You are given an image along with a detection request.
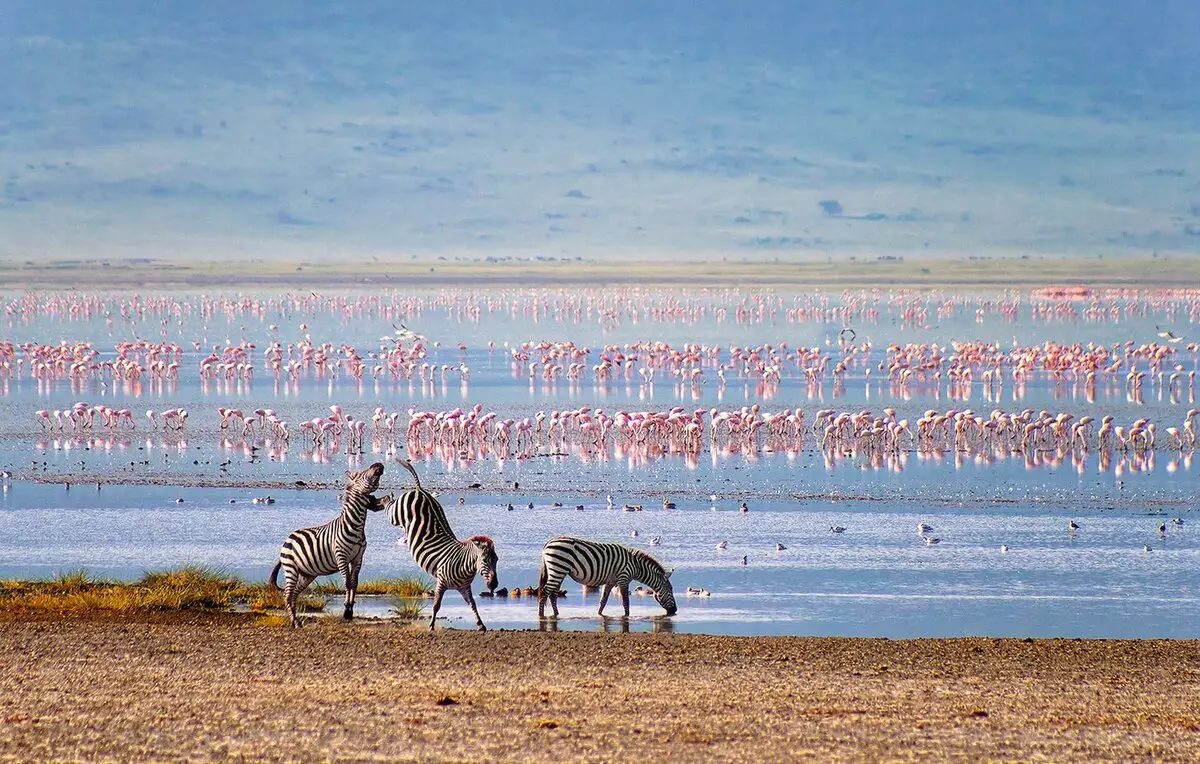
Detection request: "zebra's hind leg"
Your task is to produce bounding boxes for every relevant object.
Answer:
[597,584,612,616]
[619,584,631,617]
[460,586,486,632]
[429,581,447,632]
[284,572,315,629]
[539,569,566,618]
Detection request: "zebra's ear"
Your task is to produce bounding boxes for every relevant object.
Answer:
[666,568,674,579]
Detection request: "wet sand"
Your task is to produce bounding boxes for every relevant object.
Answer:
[2,617,1198,762]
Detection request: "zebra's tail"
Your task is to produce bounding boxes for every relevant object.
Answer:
[268,560,283,592]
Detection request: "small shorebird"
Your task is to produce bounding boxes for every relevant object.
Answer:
[1069,520,1080,533]
[775,543,787,551]
[924,536,940,545]
[739,555,748,566]
[830,526,846,534]
[716,541,728,551]
[1156,326,1185,343]
[917,523,933,534]
[1000,544,1009,553]
[1144,544,1153,553]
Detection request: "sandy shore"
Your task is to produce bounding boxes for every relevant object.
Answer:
[2,617,1198,762]
[4,255,1199,289]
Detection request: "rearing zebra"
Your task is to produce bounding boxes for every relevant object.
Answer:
[389,459,499,631]
[269,462,391,628]
[538,536,677,618]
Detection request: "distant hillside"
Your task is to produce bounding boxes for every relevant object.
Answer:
[2,0,1199,262]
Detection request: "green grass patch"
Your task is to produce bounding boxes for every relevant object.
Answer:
[311,576,432,597]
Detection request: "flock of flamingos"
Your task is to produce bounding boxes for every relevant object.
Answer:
[1,287,1198,476]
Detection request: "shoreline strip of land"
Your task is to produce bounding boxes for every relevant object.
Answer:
[1,616,1198,762]
[3,255,1199,289]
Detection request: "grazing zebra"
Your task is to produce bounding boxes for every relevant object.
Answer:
[268,462,391,628]
[538,536,677,619]
[389,459,499,631]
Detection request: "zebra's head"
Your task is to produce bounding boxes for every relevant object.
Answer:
[347,462,385,494]
[468,535,499,591]
[635,550,677,616]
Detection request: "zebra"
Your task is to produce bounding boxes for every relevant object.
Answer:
[389,459,499,631]
[537,536,677,619]
[268,462,391,628]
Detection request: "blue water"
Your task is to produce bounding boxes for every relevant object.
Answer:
[1,287,1198,636]
[2,480,1197,637]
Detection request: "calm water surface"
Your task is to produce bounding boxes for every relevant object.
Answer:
[1,288,1197,636]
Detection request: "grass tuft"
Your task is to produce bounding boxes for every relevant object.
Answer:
[389,599,428,621]
[313,577,432,597]
[0,568,423,619]
[0,566,319,616]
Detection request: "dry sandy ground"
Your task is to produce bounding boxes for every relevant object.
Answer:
[2,617,1199,762]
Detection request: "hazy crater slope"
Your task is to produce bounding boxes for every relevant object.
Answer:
[1,0,1199,261]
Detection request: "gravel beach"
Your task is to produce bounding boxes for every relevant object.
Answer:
[2,616,1198,762]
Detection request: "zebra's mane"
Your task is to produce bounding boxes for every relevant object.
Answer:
[633,549,666,576]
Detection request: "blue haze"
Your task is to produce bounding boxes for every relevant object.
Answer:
[1,1,1199,260]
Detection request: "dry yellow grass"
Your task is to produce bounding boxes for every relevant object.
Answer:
[0,568,430,619]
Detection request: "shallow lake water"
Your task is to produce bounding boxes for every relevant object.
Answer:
[1,288,1198,636]
[2,480,1197,637]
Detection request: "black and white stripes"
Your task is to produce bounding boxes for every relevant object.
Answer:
[538,536,677,618]
[269,462,390,628]
[389,460,499,631]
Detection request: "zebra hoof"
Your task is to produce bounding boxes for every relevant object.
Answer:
[342,607,354,621]
[477,624,487,632]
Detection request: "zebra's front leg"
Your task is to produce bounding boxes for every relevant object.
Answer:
[620,584,631,617]
[342,562,360,622]
[336,554,354,621]
[428,580,447,632]
[597,584,612,616]
[460,586,486,632]
[342,547,367,622]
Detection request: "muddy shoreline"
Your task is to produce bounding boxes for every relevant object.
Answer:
[1,616,1198,762]
[7,471,1195,509]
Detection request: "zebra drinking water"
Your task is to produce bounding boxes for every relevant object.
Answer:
[537,536,677,619]
[268,462,391,628]
[389,459,499,631]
